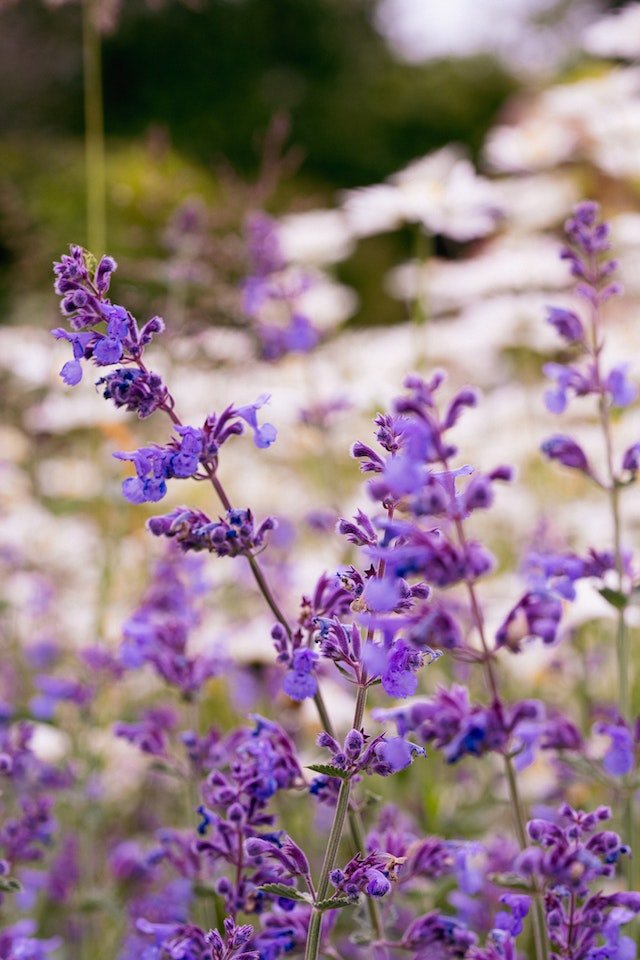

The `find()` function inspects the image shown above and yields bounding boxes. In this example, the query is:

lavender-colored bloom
[282,649,318,702]
[622,442,640,474]
[376,685,543,766]
[28,674,93,721]
[0,923,62,960]
[495,590,563,652]
[118,546,220,696]
[316,726,424,778]
[546,306,585,343]
[52,247,168,391]
[594,721,635,777]
[605,365,638,408]
[401,911,477,957]
[245,212,286,277]
[543,363,595,414]
[541,434,591,474]
[234,395,277,449]
[329,851,398,901]
[114,707,178,757]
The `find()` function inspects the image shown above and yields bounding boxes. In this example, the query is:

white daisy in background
[582,2,640,60]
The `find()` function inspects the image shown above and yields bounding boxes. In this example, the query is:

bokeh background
[1,2,640,953]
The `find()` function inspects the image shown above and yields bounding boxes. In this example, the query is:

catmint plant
[39,198,640,960]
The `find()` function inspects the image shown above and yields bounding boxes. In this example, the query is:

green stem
[587,265,635,889]
[411,227,431,371]
[81,0,107,254]
[304,685,368,960]
[504,755,548,960]
[445,489,548,960]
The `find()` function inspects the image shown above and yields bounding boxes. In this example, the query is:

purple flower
[605,365,637,408]
[495,590,563,652]
[594,721,635,777]
[234,395,277,449]
[546,306,585,343]
[329,851,397,901]
[541,435,591,474]
[282,649,318,702]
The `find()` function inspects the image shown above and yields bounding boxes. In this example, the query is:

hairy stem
[588,286,636,889]
[445,501,548,960]
[304,685,368,960]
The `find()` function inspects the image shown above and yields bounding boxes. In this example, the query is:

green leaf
[0,876,22,893]
[350,931,373,945]
[315,896,354,911]
[598,587,628,610]
[260,883,313,904]
[488,873,534,892]
[306,763,350,780]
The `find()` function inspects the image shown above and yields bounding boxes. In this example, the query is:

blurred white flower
[342,147,501,241]
[277,209,355,265]
[582,3,640,60]
[485,68,640,175]
[30,724,71,764]
[341,183,406,237]
[387,237,568,314]
[588,101,640,178]
[390,147,502,240]
[296,273,358,330]
[484,112,579,173]
[493,173,579,231]
[375,0,599,74]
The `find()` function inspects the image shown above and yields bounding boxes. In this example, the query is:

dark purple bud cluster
[96,366,168,418]
[316,727,424,777]
[53,246,166,389]
[329,850,401,900]
[114,706,178,758]
[148,507,276,558]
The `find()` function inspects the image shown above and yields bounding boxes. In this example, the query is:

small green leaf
[315,896,354,911]
[307,763,350,780]
[0,876,22,893]
[488,873,534,892]
[260,883,312,903]
[598,587,628,610]
[350,931,373,945]
[77,889,109,912]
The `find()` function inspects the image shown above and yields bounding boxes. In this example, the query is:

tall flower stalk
[542,201,638,890]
